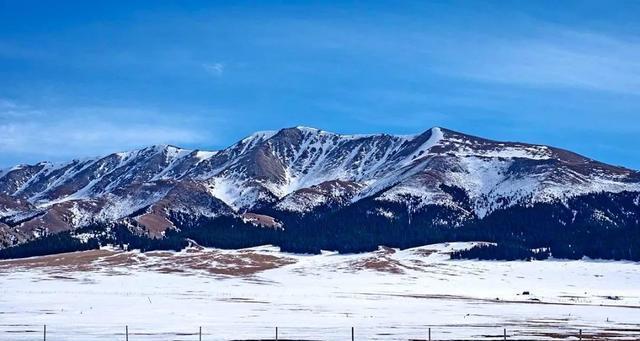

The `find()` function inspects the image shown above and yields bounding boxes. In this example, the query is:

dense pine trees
[1,190,638,261]
[0,231,100,259]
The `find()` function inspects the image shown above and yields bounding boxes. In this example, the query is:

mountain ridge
[1,126,639,259]
[3,125,636,174]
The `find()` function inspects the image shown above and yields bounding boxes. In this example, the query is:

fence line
[28,325,597,341]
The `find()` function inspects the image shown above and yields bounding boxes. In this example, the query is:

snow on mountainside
[0,126,639,247]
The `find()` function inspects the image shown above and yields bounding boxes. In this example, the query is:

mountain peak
[292,125,322,132]
[277,126,332,136]
[238,130,278,145]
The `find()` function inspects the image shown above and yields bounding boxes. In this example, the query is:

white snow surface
[0,243,639,340]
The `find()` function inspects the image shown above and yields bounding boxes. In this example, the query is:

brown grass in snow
[0,247,296,277]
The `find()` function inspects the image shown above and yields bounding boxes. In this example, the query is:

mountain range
[1,126,639,259]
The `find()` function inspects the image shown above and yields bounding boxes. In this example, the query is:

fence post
[503,328,506,340]
[428,327,431,341]
[199,326,202,341]
[579,329,582,341]
[275,326,278,341]
[43,325,46,341]
[351,327,354,341]
[126,325,129,341]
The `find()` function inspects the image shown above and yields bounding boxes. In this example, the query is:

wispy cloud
[0,122,199,153]
[203,62,224,76]
[0,100,209,165]
[433,29,640,95]
[0,98,17,109]
[0,98,43,119]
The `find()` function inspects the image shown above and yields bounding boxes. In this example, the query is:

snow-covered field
[1,243,639,340]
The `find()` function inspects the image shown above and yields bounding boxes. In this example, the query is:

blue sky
[1,1,639,169]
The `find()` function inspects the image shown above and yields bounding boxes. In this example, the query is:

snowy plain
[0,243,639,341]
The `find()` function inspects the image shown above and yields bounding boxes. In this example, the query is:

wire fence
[4,324,639,341]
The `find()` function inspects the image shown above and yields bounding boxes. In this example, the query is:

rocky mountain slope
[1,126,639,259]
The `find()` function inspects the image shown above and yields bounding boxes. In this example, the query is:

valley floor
[0,243,639,340]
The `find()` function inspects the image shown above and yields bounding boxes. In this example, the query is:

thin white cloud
[0,98,43,118]
[203,62,224,76]
[435,29,640,95]
[0,121,202,157]
[0,98,17,109]
[0,102,209,165]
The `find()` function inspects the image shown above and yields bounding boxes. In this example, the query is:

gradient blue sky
[1,1,639,169]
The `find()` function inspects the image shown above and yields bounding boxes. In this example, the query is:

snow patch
[403,127,443,165]
[194,150,217,161]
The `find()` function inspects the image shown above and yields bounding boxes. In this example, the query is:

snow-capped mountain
[1,126,639,258]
